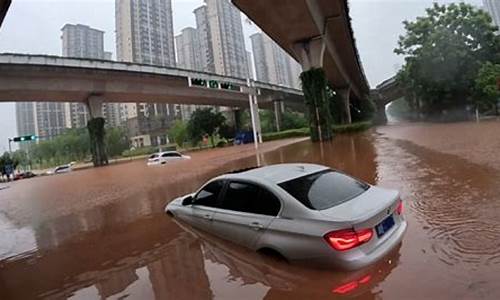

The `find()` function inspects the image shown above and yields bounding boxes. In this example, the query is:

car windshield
[278,170,369,210]
[149,154,158,159]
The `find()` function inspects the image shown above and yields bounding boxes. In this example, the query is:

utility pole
[8,138,12,153]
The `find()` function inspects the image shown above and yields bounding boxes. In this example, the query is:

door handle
[203,214,213,221]
[249,222,264,230]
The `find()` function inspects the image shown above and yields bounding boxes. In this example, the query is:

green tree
[106,127,130,157]
[187,107,226,147]
[0,152,16,178]
[475,62,500,114]
[282,110,307,130]
[168,120,188,148]
[11,150,29,170]
[395,3,500,115]
[259,110,275,133]
[28,128,90,167]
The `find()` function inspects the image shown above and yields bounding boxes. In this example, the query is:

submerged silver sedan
[165,163,407,270]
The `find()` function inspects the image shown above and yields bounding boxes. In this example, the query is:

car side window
[162,152,181,157]
[194,180,224,207]
[255,188,281,216]
[220,182,281,216]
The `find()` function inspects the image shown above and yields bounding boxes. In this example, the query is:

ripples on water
[375,135,500,268]
[2,127,500,299]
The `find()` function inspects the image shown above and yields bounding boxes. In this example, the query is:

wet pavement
[1,121,500,299]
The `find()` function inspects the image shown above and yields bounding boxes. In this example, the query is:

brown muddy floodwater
[2,121,500,299]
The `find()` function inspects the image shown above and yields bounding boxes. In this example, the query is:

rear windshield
[278,170,369,210]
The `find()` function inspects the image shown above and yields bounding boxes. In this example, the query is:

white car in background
[46,164,73,175]
[147,151,191,166]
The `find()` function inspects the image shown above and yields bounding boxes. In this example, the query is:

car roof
[223,163,329,184]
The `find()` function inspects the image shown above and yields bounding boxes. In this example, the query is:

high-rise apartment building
[289,59,302,89]
[250,33,269,82]
[104,51,113,60]
[116,0,176,67]
[15,102,37,150]
[246,51,254,80]
[483,0,500,32]
[34,103,67,140]
[61,23,122,129]
[194,0,248,78]
[116,0,179,145]
[194,5,216,73]
[250,32,301,88]
[16,102,67,143]
[61,24,105,59]
[187,0,249,124]
[175,27,202,71]
[175,27,207,121]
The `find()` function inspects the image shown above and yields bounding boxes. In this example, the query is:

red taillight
[324,228,373,251]
[396,200,403,215]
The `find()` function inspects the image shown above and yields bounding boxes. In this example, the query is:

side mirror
[182,195,193,206]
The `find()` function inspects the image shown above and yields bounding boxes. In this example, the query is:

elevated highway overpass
[0,54,303,109]
[232,0,370,129]
[0,0,10,28]
[371,76,406,124]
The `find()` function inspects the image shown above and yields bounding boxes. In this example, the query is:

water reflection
[0,210,401,300]
[178,219,401,300]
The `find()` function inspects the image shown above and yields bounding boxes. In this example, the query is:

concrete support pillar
[374,102,388,125]
[273,100,284,132]
[294,38,325,71]
[86,95,108,167]
[294,38,333,142]
[233,109,242,131]
[337,87,352,124]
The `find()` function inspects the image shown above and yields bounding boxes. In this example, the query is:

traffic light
[12,135,38,142]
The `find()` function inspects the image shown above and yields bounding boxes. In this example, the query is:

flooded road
[2,121,500,299]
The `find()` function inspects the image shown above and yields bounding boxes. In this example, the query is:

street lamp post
[246,78,263,150]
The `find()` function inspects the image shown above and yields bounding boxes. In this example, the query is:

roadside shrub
[216,140,228,148]
[262,128,310,142]
[332,121,372,134]
[260,122,371,142]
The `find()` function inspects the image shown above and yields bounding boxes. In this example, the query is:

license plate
[376,214,395,238]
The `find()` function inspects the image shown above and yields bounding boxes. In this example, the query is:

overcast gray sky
[0,0,482,152]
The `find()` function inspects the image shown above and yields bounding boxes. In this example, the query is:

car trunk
[318,186,400,230]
